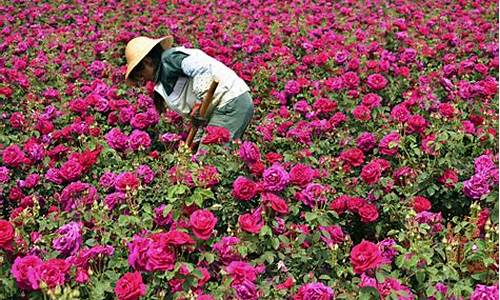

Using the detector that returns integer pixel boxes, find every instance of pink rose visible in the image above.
[190,209,217,240]
[289,163,314,187]
[114,272,146,300]
[11,255,43,290]
[232,176,258,201]
[358,204,379,223]
[413,196,431,212]
[0,220,15,250]
[201,126,231,145]
[262,192,288,214]
[239,208,264,234]
[367,73,388,90]
[350,240,383,274]
[361,161,382,185]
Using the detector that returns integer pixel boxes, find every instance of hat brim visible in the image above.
[125,36,173,84]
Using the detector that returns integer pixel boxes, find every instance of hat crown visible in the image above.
[125,37,156,66]
[124,36,173,81]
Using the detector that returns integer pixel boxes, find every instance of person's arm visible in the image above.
[180,54,221,110]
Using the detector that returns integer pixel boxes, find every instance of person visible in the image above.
[124,35,254,150]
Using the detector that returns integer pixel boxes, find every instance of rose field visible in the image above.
[0,0,499,299]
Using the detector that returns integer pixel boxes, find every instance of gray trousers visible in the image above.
[195,91,254,143]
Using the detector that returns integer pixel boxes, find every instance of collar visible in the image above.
[153,61,162,83]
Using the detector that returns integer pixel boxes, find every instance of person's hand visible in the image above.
[191,115,207,127]
[190,102,202,118]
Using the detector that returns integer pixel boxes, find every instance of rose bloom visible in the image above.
[293,282,334,300]
[463,173,490,199]
[0,220,15,250]
[340,148,365,167]
[59,159,83,182]
[201,126,231,145]
[114,272,146,300]
[239,141,261,164]
[320,225,344,247]
[406,114,428,134]
[115,172,140,192]
[379,132,400,156]
[352,105,372,121]
[356,132,377,152]
[128,130,151,151]
[390,104,410,123]
[289,163,314,186]
[11,255,43,290]
[358,203,379,223]
[330,195,349,215]
[361,161,382,185]
[2,144,29,168]
[362,93,382,109]
[262,192,288,214]
[412,196,431,212]
[239,208,264,234]
[367,73,388,90]
[232,176,258,201]
[470,284,499,300]
[438,169,459,188]
[262,164,289,192]
[350,240,383,274]
[346,197,366,213]
[189,209,217,240]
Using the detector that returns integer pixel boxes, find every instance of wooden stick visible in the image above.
[186,80,219,149]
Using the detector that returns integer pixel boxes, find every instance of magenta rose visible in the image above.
[358,203,379,223]
[350,240,383,274]
[239,208,264,234]
[115,172,140,191]
[39,261,66,289]
[0,220,15,250]
[201,126,231,145]
[379,131,400,156]
[413,196,431,212]
[128,130,151,151]
[294,282,334,300]
[128,236,151,271]
[361,161,382,185]
[352,105,371,121]
[232,176,258,201]
[59,159,83,182]
[145,237,176,272]
[289,163,314,187]
[407,114,428,134]
[356,132,377,152]
[320,225,345,247]
[114,272,146,300]
[262,192,288,214]
[367,73,388,90]
[463,174,490,199]
[11,255,43,290]
[362,93,382,109]
[2,144,29,168]
[105,128,128,151]
[263,164,289,192]
[239,141,261,164]
[190,209,217,240]
[340,148,365,167]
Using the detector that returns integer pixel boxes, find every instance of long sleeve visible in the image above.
[180,54,219,105]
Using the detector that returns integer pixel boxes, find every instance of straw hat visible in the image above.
[124,35,173,82]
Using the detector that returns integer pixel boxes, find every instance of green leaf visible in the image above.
[162,204,173,217]
[305,211,318,222]
[359,287,380,300]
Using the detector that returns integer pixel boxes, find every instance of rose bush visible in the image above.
[0,0,498,299]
